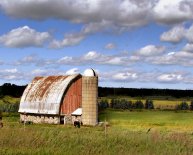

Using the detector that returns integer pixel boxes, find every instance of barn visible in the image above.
[18,69,98,126]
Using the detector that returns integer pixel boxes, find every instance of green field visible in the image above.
[1,110,193,155]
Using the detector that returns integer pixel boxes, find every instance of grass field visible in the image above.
[1,110,193,155]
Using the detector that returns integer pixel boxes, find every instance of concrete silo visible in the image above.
[82,69,98,126]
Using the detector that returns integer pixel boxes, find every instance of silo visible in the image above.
[82,69,98,126]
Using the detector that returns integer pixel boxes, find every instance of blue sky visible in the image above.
[0,0,193,89]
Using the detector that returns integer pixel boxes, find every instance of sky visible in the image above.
[0,0,193,89]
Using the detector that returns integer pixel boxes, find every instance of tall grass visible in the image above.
[1,111,193,154]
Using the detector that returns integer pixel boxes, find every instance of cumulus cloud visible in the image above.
[160,24,193,44]
[157,73,183,83]
[14,54,39,65]
[0,0,192,30]
[136,45,165,56]
[49,21,114,49]
[160,25,185,43]
[145,50,193,66]
[83,51,102,60]
[0,26,51,48]
[153,0,193,24]
[0,1,192,49]
[185,24,193,43]
[183,43,193,52]
[0,68,24,80]
[65,68,79,75]
[49,33,85,48]
[112,72,138,81]
[99,68,193,84]
[105,43,116,49]
[0,0,152,27]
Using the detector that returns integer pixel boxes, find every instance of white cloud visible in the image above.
[0,1,192,49]
[31,69,47,76]
[160,24,193,44]
[0,26,51,48]
[99,68,193,84]
[0,68,24,81]
[83,51,101,60]
[183,43,193,52]
[160,25,185,43]
[157,73,183,83]
[105,57,125,65]
[185,24,193,43]
[105,43,116,49]
[0,0,152,28]
[112,72,138,81]
[0,0,192,28]
[65,68,79,75]
[14,54,39,65]
[49,21,115,49]
[153,0,193,24]
[57,56,73,64]
[49,33,85,49]
[145,50,193,66]
[4,68,18,73]
[136,45,165,56]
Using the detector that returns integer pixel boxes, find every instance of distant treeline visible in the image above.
[1,83,193,98]
[0,83,27,98]
[98,87,193,98]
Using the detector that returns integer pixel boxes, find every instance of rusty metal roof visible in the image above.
[19,74,80,114]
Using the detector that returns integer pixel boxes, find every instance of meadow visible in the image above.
[1,109,193,155]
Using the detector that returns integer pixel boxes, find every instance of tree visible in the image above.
[133,100,144,109]
[145,100,154,109]
[190,101,193,110]
[176,101,189,110]
[98,99,109,109]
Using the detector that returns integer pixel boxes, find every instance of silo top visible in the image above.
[83,68,97,77]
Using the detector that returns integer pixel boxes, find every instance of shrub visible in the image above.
[98,99,109,109]
[110,99,133,109]
[145,100,154,109]
[190,101,193,110]
[133,100,144,109]
[111,99,121,109]
[120,99,132,109]
[176,101,189,110]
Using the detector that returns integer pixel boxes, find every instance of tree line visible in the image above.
[1,83,193,98]
[0,83,27,98]
[98,87,193,98]
[99,99,154,110]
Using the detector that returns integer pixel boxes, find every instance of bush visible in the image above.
[176,101,189,110]
[98,99,109,109]
[145,100,154,109]
[133,100,144,109]
[110,99,133,109]
[120,99,132,109]
[111,99,121,109]
[190,101,193,110]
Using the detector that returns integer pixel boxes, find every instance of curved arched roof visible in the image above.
[19,74,80,115]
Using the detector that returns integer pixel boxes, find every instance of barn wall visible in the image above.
[20,114,60,124]
[60,76,82,115]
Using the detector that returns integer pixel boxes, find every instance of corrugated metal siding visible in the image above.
[19,74,80,115]
[61,77,82,115]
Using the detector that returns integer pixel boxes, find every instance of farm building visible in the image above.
[18,69,98,126]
